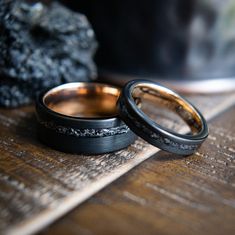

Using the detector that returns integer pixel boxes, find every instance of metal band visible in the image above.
[36,82,136,154]
[117,80,208,155]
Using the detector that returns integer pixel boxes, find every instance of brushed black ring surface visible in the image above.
[117,80,208,155]
[35,83,136,154]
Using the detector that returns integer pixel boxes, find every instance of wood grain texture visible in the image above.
[0,92,235,235]
[39,105,235,235]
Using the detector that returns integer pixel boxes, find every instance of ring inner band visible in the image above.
[43,83,120,118]
[132,84,202,134]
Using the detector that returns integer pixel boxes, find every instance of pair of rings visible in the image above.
[36,80,208,155]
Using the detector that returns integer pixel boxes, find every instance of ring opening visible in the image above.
[131,84,203,135]
[43,83,120,118]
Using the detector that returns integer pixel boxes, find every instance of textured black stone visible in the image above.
[0,0,97,107]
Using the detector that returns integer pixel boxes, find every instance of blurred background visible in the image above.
[1,0,235,108]
[61,0,235,93]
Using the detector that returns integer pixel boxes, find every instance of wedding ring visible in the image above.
[117,80,208,155]
[36,80,208,155]
[36,82,136,154]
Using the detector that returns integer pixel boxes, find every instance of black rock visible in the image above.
[0,0,97,107]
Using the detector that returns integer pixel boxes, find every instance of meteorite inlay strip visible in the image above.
[38,118,130,138]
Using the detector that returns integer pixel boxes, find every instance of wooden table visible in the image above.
[0,93,235,235]
[40,105,235,235]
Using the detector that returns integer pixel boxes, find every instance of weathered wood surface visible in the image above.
[0,92,235,235]
[40,105,235,235]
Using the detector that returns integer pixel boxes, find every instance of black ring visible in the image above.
[117,80,208,155]
[35,83,136,154]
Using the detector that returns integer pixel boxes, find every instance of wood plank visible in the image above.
[39,105,235,235]
[0,92,235,235]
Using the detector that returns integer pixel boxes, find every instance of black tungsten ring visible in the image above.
[117,80,208,155]
[36,82,137,154]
